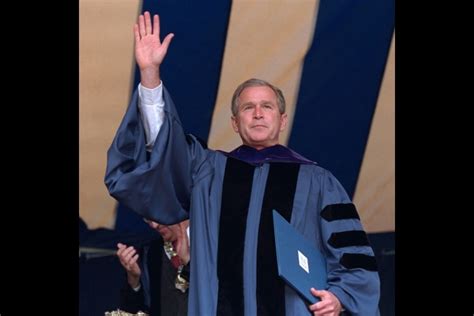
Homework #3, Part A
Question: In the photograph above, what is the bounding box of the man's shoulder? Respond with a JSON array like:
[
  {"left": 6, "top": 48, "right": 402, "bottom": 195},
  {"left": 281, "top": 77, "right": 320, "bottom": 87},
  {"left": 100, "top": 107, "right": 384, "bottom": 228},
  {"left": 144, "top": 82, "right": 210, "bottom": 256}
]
[
  {"left": 185, "top": 133, "right": 208, "bottom": 149},
  {"left": 300, "top": 162, "right": 327, "bottom": 175},
  {"left": 280, "top": 145, "right": 317, "bottom": 165}
]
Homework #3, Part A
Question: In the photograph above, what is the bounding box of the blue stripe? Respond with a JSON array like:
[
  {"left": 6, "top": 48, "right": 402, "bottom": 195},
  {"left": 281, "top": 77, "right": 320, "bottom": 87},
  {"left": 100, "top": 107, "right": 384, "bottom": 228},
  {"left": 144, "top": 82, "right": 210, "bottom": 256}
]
[{"left": 289, "top": 0, "right": 394, "bottom": 197}]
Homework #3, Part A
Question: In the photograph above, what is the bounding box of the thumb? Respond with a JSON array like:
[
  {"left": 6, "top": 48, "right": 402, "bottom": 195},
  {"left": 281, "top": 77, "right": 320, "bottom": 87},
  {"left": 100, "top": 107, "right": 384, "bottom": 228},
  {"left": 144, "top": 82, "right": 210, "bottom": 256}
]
[
  {"left": 310, "top": 288, "right": 325, "bottom": 298},
  {"left": 161, "top": 33, "right": 175, "bottom": 52}
]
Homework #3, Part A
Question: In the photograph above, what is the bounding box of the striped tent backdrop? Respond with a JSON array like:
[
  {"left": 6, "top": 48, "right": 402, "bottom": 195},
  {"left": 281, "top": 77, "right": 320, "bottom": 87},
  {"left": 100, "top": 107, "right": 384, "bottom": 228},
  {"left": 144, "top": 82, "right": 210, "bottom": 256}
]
[
  {"left": 80, "top": 1, "right": 394, "bottom": 314},
  {"left": 80, "top": 0, "right": 394, "bottom": 235}
]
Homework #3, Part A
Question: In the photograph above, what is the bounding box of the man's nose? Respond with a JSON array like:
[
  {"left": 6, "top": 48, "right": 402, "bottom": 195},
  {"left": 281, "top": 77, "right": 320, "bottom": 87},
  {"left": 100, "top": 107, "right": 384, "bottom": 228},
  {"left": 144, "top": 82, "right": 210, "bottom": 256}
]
[{"left": 253, "top": 106, "right": 263, "bottom": 119}]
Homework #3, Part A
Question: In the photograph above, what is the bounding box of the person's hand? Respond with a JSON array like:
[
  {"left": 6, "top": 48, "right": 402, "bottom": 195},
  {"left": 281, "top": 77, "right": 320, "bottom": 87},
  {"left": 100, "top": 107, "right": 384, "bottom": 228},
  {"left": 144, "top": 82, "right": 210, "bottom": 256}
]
[
  {"left": 134, "top": 11, "right": 174, "bottom": 87},
  {"left": 174, "top": 220, "right": 190, "bottom": 265},
  {"left": 145, "top": 218, "right": 190, "bottom": 265},
  {"left": 308, "top": 288, "right": 342, "bottom": 316},
  {"left": 117, "top": 243, "right": 141, "bottom": 288}
]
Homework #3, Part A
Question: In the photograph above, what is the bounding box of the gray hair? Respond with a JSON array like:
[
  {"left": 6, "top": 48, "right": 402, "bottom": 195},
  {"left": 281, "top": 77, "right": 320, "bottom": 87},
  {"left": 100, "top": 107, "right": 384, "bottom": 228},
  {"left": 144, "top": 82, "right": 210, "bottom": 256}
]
[{"left": 231, "top": 78, "right": 286, "bottom": 116}]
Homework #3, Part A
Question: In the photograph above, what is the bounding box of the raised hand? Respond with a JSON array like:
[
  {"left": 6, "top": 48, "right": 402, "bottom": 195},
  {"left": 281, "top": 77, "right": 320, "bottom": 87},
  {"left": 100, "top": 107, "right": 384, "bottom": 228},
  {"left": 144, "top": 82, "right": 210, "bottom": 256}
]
[
  {"left": 117, "top": 243, "right": 142, "bottom": 288},
  {"left": 134, "top": 11, "right": 174, "bottom": 88}
]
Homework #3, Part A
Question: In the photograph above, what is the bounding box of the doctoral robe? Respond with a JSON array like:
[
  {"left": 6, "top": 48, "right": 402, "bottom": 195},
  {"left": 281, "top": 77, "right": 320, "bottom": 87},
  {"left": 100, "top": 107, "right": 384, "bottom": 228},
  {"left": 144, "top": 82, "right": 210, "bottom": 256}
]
[{"left": 105, "top": 87, "right": 380, "bottom": 315}]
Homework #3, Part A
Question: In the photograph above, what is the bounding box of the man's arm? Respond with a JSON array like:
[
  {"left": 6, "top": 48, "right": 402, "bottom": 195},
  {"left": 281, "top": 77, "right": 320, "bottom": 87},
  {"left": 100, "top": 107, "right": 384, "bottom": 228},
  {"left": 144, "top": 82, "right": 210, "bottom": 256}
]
[
  {"left": 134, "top": 12, "right": 172, "bottom": 150},
  {"left": 117, "top": 243, "right": 148, "bottom": 313},
  {"left": 117, "top": 243, "right": 142, "bottom": 289},
  {"left": 104, "top": 11, "right": 207, "bottom": 225},
  {"left": 138, "top": 83, "right": 165, "bottom": 151},
  {"left": 316, "top": 170, "right": 380, "bottom": 315}
]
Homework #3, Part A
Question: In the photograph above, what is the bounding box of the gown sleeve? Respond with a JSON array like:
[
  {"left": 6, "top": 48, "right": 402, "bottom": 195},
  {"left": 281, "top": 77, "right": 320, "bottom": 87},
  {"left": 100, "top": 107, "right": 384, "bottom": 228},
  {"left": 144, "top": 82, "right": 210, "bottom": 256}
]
[
  {"left": 105, "top": 87, "right": 208, "bottom": 225},
  {"left": 318, "top": 169, "right": 381, "bottom": 316}
]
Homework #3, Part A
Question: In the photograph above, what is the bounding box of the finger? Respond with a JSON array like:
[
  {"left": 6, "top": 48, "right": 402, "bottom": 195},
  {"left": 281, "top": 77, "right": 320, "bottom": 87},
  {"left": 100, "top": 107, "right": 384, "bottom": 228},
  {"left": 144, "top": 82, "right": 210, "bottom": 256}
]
[
  {"left": 177, "top": 224, "right": 187, "bottom": 243},
  {"left": 124, "top": 248, "right": 136, "bottom": 262},
  {"left": 121, "top": 246, "right": 134, "bottom": 259},
  {"left": 118, "top": 253, "right": 127, "bottom": 266},
  {"left": 117, "top": 242, "right": 127, "bottom": 249},
  {"left": 144, "top": 11, "right": 152, "bottom": 35},
  {"left": 138, "top": 14, "right": 146, "bottom": 36},
  {"left": 134, "top": 24, "right": 140, "bottom": 42},
  {"left": 153, "top": 14, "right": 160, "bottom": 39},
  {"left": 309, "top": 300, "right": 333, "bottom": 314},
  {"left": 309, "top": 289, "right": 327, "bottom": 312},
  {"left": 161, "top": 33, "right": 174, "bottom": 54},
  {"left": 308, "top": 301, "right": 323, "bottom": 312},
  {"left": 117, "top": 243, "right": 127, "bottom": 256},
  {"left": 117, "top": 250, "right": 125, "bottom": 261},
  {"left": 180, "top": 224, "right": 188, "bottom": 242},
  {"left": 311, "top": 305, "right": 333, "bottom": 315},
  {"left": 123, "top": 250, "right": 136, "bottom": 269},
  {"left": 311, "top": 288, "right": 326, "bottom": 298},
  {"left": 130, "top": 253, "right": 139, "bottom": 265},
  {"left": 175, "top": 236, "right": 182, "bottom": 253}
]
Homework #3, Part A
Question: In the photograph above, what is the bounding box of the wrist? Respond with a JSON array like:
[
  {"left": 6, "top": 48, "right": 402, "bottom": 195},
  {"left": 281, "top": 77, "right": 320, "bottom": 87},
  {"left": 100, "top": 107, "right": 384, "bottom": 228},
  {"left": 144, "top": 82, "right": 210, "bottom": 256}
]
[
  {"left": 140, "top": 67, "right": 161, "bottom": 89},
  {"left": 127, "top": 275, "right": 140, "bottom": 289},
  {"left": 131, "top": 282, "right": 141, "bottom": 292}
]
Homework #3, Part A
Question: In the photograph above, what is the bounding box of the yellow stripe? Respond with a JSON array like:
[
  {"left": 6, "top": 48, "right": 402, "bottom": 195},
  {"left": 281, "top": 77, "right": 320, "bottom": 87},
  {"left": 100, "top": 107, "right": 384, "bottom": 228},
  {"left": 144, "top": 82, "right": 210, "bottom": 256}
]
[
  {"left": 79, "top": 0, "right": 141, "bottom": 228},
  {"left": 207, "top": 0, "right": 320, "bottom": 151},
  {"left": 353, "top": 34, "right": 395, "bottom": 233}
]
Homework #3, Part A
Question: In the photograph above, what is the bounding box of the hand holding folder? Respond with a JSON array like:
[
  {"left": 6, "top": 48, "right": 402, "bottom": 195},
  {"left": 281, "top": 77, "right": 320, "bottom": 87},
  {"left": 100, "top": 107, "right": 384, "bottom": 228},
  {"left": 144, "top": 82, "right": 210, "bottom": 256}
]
[{"left": 272, "top": 210, "right": 328, "bottom": 304}]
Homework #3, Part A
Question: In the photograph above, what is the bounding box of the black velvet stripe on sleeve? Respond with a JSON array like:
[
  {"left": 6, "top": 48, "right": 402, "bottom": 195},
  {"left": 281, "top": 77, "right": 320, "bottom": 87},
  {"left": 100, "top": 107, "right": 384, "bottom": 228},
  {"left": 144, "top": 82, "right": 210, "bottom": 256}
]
[
  {"left": 257, "top": 163, "right": 300, "bottom": 316},
  {"left": 340, "top": 253, "right": 378, "bottom": 271},
  {"left": 217, "top": 158, "right": 255, "bottom": 316},
  {"left": 327, "top": 230, "right": 370, "bottom": 248},
  {"left": 320, "top": 203, "right": 360, "bottom": 221}
]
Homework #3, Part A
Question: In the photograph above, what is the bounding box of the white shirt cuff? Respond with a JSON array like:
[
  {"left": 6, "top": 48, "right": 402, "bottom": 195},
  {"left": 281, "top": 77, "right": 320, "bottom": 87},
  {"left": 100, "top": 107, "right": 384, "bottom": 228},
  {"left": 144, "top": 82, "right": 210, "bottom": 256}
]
[
  {"left": 132, "top": 282, "right": 141, "bottom": 292},
  {"left": 137, "top": 81, "right": 165, "bottom": 150},
  {"left": 138, "top": 81, "right": 164, "bottom": 106}
]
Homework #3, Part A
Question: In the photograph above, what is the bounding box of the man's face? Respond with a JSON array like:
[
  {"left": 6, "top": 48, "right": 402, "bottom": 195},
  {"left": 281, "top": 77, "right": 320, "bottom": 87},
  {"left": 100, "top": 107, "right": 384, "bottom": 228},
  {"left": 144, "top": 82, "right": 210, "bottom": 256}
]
[
  {"left": 231, "top": 86, "right": 287, "bottom": 150},
  {"left": 147, "top": 220, "right": 181, "bottom": 242}
]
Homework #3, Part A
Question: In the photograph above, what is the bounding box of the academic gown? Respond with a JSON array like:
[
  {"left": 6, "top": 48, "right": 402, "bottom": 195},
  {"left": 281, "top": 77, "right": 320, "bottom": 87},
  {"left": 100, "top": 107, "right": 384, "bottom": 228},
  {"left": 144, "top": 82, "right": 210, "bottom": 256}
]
[{"left": 105, "top": 87, "right": 380, "bottom": 316}]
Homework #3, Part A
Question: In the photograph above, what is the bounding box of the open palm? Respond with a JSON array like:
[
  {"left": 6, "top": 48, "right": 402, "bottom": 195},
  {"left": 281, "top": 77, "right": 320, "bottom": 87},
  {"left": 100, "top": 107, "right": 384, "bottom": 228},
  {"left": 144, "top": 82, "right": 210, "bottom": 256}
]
[{"left": 134, "top": 12, "right": 174, "bottom": 70}]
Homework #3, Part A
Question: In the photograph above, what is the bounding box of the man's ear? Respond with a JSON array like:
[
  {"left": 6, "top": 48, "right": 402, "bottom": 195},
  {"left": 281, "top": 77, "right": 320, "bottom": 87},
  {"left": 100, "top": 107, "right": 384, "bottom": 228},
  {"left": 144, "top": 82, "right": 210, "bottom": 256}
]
[
  {"left": 280, "top": 113, "right": 288, "bottom": 132},
  {"left": 231, "top": 116, "right": 239, "bottom": 133}
]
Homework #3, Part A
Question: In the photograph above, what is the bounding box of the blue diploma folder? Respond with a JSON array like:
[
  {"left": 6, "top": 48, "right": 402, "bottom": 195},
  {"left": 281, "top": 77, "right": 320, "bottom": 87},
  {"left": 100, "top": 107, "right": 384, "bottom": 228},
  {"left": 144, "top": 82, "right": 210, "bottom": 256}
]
[{"left": 272, "top": 210, "right": 328, "bottom": 304}]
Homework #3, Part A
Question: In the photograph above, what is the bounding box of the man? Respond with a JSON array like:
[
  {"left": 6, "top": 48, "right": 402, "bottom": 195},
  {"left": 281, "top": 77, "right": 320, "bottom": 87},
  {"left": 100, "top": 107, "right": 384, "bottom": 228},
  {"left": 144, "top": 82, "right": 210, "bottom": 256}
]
[
  {"left": 105, "top": 11, "right": 380, "bottom": 316},
  {"left": 117, "top": 219, "right": 190, "bottom": 315}
]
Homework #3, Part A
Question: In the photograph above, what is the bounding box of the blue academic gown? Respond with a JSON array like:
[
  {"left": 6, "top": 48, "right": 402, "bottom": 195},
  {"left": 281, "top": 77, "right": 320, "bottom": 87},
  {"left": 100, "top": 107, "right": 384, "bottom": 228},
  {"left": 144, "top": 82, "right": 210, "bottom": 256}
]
[{"left": 105, "top": 87, "right": 380, "bottom": 315}]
